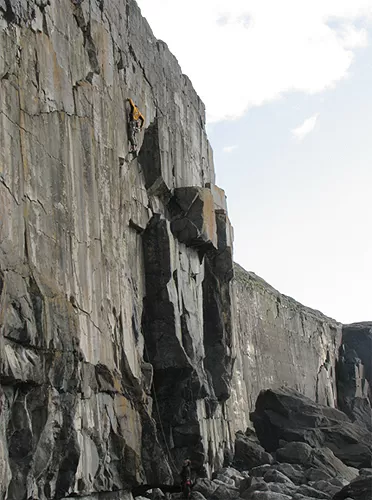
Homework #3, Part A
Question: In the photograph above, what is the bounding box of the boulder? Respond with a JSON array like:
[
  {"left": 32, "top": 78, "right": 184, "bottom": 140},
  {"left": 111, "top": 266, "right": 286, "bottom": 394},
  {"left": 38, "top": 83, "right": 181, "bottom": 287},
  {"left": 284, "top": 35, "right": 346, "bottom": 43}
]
[
  {"left": 333, "top": 475, "right": 372, "bottom": 500},
  {"left": 276, "top": 443, "right": 357, "bottom": 483},
  {"left": 330, "top": 478, "right": 349, "bottom": 488},
  {"left": 297, "top": 485, "right": 331, "bottom": 499},
  {"left": 240, "top": 477, "right": 253, "bottom": 494},
  {"left": 213, "top": 466, "right": 243, "bottom": 479},
  {"left": 250, "top": 463, "right": 306, "bottom": 486},
  {"left": 242, "top": 478, "right": 297, "bottom": 498},
  {"left": 234, "top": 431, "right": 274, "bottom": 470},
  {"left": 213, "top": 476, "right": 236, "bottom": 487},
  {"left": 247, "top": 492, "right": 292, "bottom": 500},
  {"left": 212, "top": 466, "right": 244, "bottom": 488},
  {"left": 333, "top": 445, "right": 372, "bottom": 470},
  {"left": 305, "top": 468, "right": 333, "bottom": 482},
  {"left": 190, "top": 493, "right": 207, "bottom": 500},
  {"left": 250, "top": 465, "right": 274, "bottom": 477},
  {"left": 292, "top": 495, "right": 324, "bottom": 500},
  {"left": 151, "top": 489, "right": 165, "bottom": 500},
  {"left": 308, "top": 480, "right": 341, "bottom": 497},
  {"left": 359, "top": 468, "right": 372, "bottom": 477},
  {"left": 242, "top": 478, "right": 270, "bottom": 498},
  {"left": 276, "top": 443, "right": 313, "bottom": 465},
  {"left": 251, "top": 387, "right": 372, "bottom": 468},
  {"left": 274, "top": 464, "right": 307, "bottom": 486},
  {"left": 211, "top": 482, "right": 240, "bottom": 500},
  {"left": 263, "top": 470, "right": 294, "bottom": 485},
  {"left": 266, "top": 483, "right": 298, "bottom": 496},
  {"left": 193, "top": 478, "right": 218, "bottom": 498}
]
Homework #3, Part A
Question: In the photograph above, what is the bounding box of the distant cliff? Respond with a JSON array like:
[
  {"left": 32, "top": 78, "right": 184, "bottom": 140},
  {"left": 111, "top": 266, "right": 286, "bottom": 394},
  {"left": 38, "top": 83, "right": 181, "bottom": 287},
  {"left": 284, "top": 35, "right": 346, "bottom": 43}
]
[
  {"left": 230, "top": 264, "right": 341, "bottom": 432},
  {"left": 0, "top": 1, "right": 370, "bottom": 500}
]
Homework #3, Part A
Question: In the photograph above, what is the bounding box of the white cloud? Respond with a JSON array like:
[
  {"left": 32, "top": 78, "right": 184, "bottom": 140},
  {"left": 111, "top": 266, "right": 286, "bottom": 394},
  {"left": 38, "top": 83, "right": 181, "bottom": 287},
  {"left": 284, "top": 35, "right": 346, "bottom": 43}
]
[
  {"left": 336, "top": 24, "right": 369, "bottom": 48},
  {"left": 222, "top": 145, "right": 238, "bottom": 153},
  {"left": 136, "top": 0, "right": 371, "bottom": 122},
  {"left": 292, "top": 113, "right": 320, "bottom": 140}
]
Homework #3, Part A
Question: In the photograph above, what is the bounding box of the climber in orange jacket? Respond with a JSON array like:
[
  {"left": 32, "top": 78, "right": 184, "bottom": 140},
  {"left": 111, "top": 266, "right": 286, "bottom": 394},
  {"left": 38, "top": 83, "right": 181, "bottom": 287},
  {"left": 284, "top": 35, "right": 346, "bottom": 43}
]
[{"left": 127, "top": 98, "right": 145, "bottom": 155}]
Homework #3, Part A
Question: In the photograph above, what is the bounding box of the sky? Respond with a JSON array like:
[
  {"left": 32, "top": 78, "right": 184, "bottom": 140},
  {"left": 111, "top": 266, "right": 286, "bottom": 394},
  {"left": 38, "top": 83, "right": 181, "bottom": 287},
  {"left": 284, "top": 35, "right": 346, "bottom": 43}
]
[{"left": 136, "top": 0, "right": 372, "bottom": 324}]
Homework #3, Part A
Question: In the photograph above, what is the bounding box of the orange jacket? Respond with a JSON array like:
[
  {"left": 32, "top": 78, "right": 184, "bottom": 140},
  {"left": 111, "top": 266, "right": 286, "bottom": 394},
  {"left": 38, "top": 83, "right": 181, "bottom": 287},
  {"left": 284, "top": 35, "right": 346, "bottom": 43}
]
[{"left": 128, "top": 98, "right": 145, "bottom": 128}]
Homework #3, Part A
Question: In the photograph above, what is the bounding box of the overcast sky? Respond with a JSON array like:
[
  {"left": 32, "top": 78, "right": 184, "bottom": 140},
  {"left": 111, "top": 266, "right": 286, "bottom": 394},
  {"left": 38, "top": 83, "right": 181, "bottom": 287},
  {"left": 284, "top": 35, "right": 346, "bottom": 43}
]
[{"left": 136, "top": 0, "right": 371, "bottom": 324}]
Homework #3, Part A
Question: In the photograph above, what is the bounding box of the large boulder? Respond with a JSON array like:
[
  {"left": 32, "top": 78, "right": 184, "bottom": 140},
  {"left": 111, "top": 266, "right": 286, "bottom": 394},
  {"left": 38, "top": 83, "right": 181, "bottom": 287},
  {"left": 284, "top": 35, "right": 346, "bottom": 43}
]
[
  {"left": 212, "top": 467, "right": 244, "bottom": 488},
  {"left": 276, "top": 443, "right": 357, "bottom": 483},
  {"left": 250, "top": 387, "right": 372, "bottom": 468},
  {"left": 263, "top": 470, "right": 294, "bottom": 485},
  {"left": 333, "top": 475, "right": 372, "bottom": 500},
  {"left": 250, "top": 464, "right": 306, "bottom": 486},
  {"left": 308, "top": 480, "right": 341, "bottom": 497},
  {"left": 211, "top": 481, "right": 240, "bottom": 500},
  {"left": 193, "top": 478, "right": 218, "bottom": 498},
  {"left": 250, "top": 465, "right": 274, "bottom": 478},
  {"left": 296, "top": 485, "right": 331, "bottom": 499},
  {"left": 233, "top": 431, "right": 274, "bottom": 470},
  {"left": 274, "top": 464, "right": 307, "bottom": 485},
  {"left": 266, "top": 483, "right": 297, "bottom": 496},
  {"left": 241, "top": 478, "right": 294, "bottom": 500},
  {"left": 305, "top": 468, "right": 333, "bottom": 482},
  {"left": 276, "top": 443, "right": 313, "bottom": 465}
]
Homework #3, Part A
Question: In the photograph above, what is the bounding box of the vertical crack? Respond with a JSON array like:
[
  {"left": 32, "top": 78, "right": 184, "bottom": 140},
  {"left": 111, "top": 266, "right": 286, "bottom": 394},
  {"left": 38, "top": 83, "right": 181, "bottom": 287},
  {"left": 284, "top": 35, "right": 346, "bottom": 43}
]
[
  {"left": 72, "top": 3, "right": 100, "bottom": 76},
  {"left": 3, "top": 0, "right": 16, "bottom": 24}
]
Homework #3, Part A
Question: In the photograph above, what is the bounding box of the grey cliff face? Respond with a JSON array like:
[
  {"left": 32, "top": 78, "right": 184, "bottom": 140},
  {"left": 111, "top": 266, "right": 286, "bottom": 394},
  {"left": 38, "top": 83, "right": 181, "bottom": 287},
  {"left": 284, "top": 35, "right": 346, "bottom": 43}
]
[
  {"left": 0, "top": 0, "right": 234, "bottom": 497},
  {"left": 336, "top": 323, "right": 372, "bottom": 430},
  {"left": 230, "top": 265, "right": 342, "bottom": 432},
  {"left": 0, "top": 1, "right": 370, "bottom": 499}
]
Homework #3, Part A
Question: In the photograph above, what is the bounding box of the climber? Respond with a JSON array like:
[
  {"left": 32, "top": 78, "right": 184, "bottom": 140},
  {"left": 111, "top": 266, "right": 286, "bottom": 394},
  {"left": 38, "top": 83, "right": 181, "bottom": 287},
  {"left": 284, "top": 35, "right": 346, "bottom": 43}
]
[
  {"left": 127, "top": 98, "right": 145, "bottom": 155},
  {"left": 180, "top": 459, "right": 192, "bottom": 499}
]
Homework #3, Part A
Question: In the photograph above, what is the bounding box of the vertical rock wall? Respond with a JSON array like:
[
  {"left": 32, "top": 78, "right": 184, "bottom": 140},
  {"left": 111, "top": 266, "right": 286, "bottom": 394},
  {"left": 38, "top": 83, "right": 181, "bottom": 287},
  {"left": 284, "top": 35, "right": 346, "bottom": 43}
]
[
  {"left": 0, "top": 1, "right": 368, "bottom": 499},
  {"left": 231, "top": 264, "right": 342, "bottom": 433},
  {"left": 0, "top": 1, "right": 235, "bottom": 498},
  {"left": 336, "top": 322, "right": 372, "bottom": 430}
]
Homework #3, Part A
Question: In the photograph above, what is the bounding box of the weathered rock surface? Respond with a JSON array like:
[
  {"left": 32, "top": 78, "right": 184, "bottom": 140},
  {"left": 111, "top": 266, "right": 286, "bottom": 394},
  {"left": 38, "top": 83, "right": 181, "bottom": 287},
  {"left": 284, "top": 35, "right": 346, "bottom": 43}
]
[
  {"left": 193, "top": 478, "right": 218, "bottom": 498},
  {"left": 200, "top": 413, "right": 369, "bottom": 500},
  {"left": 251, "top": 388, "right": 372, "bottom": 468},
  {"left": 336, "top": 323, "right": 372, "bottom": 431},
  {"left": 333, "top": 475, "right": 372, "bottom": 500},
  {"left": 0, "top": 0, "right": 371, "bottom": 498},
  {"left": 275, "top": 443, "right": 357, "bottom": 483},
  {"left": 0, "top": 0, "right": 235, "bottom": 498},
  {"left": 230, "top": 266, "right": 342, "bottom": 433},
  {"left": 212, "top": 466, "right": 244, "bottom": 487},
  {"left": 233, "top": 430, "right": 274, "bottom": 470}
]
